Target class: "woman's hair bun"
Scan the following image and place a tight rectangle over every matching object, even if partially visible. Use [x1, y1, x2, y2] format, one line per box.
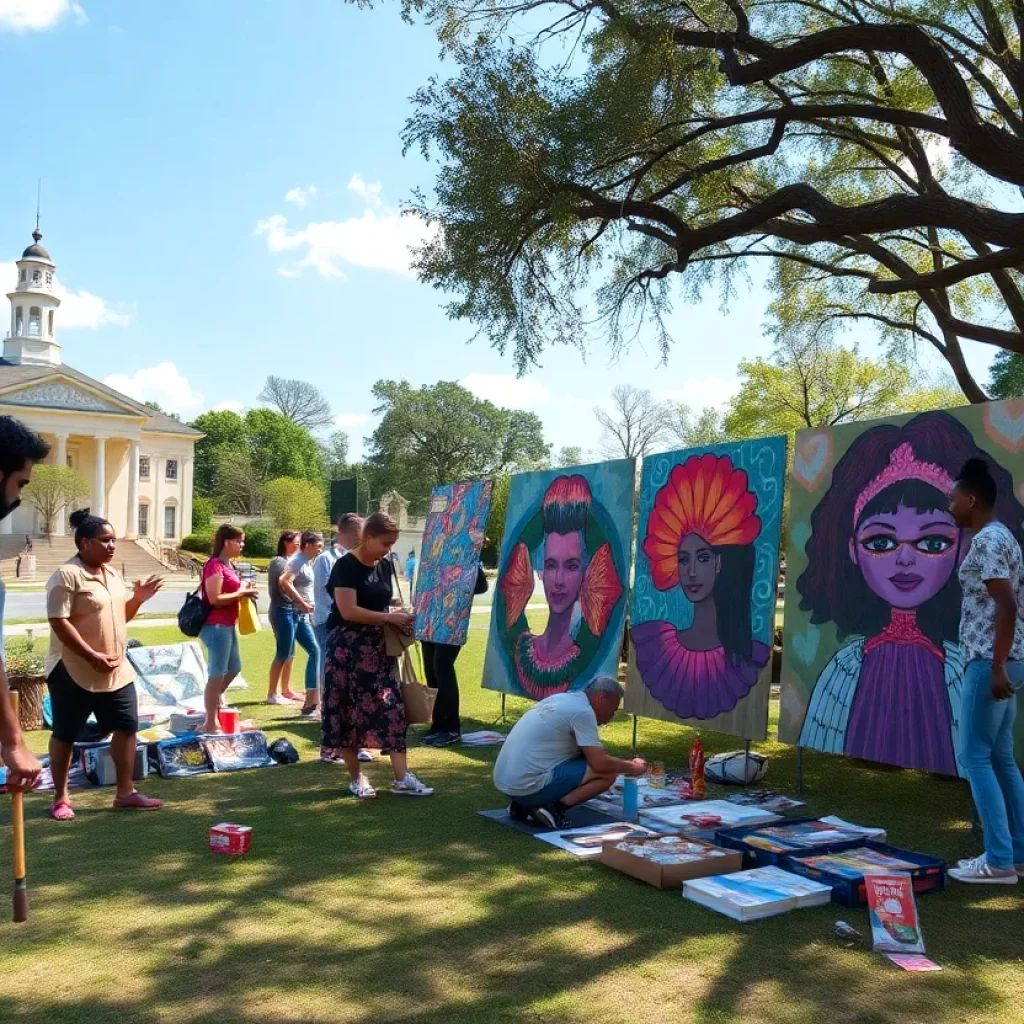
[958, 457, 991, 481]
[68, 508, 91, 529]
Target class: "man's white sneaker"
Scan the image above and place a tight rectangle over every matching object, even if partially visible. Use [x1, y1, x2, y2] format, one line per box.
[357, 749, 376, 763]
[949, 857, 1017, 884]
[348, 775, 376, 799]
[391, 772, 434, 797]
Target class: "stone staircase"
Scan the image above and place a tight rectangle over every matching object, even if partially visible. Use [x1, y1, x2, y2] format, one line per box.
[0, 536, 194, 583]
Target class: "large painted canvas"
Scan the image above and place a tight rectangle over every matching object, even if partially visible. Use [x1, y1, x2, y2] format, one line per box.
[779, 401, 1024, 775]
[626, 438, 786, 741]
[413, 480, 494, 646]
[483, 459, 636, 698]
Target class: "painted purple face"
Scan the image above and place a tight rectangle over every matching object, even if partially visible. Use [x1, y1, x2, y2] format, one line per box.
[542, 531, 584, 615]
[849, 504, 960, 609]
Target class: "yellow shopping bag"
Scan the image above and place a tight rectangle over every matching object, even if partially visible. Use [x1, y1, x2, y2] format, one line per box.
[238, 595, 262, 636]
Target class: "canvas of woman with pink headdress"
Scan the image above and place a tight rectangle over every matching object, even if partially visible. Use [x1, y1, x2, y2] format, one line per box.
[482, 460, 635, 700]
[626, 438, 786, 740]
[781, 409, 1024, 776]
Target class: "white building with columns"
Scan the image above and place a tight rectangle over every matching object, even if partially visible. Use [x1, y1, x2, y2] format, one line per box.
[0, 228, 201, 543]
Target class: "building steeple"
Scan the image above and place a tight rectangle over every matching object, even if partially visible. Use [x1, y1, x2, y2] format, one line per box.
[4, 224, 61, 366]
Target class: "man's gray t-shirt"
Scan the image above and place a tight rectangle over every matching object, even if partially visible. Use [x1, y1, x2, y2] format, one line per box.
[493, 691, 601, 797]
[286, 551, 316, 610]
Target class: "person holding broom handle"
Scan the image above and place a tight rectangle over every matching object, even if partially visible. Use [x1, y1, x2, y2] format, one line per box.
[0, 416, 49, 794]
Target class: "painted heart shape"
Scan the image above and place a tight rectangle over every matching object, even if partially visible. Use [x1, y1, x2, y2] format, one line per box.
[793, 432, 833, 490]
[789, 625, 820, 665]
[983, 398, 1024, 454]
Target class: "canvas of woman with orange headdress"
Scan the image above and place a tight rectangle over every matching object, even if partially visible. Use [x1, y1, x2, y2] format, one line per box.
[482, 460, 635, 700]
[628, 439, 786, 735]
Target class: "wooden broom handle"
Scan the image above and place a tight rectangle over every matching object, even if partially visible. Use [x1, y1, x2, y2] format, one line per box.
[10, 691, 26, 879]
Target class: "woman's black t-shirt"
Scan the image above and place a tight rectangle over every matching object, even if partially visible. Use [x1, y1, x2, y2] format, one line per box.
[326, 552, 394, 629]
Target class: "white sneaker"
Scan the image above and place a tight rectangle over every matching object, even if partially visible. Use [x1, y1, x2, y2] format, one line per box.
[266, 695, 285, 705]
[391, 771, 434, 797]
[348, 775, 376, 800]
[357, 749, 376, 763]
[949, 857, 1017, 884]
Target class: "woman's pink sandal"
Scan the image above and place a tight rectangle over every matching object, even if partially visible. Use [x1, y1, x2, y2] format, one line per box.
[50, 800, 75, 821]
[112, 791, 162, 810]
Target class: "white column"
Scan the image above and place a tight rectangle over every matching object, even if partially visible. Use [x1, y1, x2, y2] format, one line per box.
[153, 456, 162, 543]
[126, 440, 140, 539]
[93, 437, 106, 518]
[53, 434, 68, 536]
[182, 456, 193, 540]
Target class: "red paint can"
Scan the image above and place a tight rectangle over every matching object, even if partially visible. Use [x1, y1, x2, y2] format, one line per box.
[209, 823, 252, 856]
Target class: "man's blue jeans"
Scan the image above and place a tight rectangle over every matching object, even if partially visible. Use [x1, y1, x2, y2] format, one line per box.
[961, 659, 1024, 869]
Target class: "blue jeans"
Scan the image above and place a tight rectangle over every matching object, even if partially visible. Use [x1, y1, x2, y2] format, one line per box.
[513, 757, 589, 808]
[200, 624, 241, 679]
[271, 607, 320, 693]
[314, 622, 329, 695]
[961, 659, 1024, 869]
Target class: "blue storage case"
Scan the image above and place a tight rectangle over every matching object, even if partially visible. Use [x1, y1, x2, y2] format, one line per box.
[714, 818, 871, 868]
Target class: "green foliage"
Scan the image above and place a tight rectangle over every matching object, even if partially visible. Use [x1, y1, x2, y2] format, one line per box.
[321, 430, 351, 481]
[240, 525, 276, 559]
[191, 496, 214, 533]
[181, 533, 213, 555]
[189, 408, 326, 513]
[990, 351, 1024, 400]
[22, 465, 91, 534]
[366, 380, 549, 510]
[555, 446, 584, 468]
[481, 473, 511, 567]
[393, 0, 1023, 399]
[263, 477, 329, 531]
[2, 635, 44, 677]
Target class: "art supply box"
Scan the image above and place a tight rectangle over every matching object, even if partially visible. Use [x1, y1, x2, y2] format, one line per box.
[785, 843, 946, 906]
[601, 833, 743, 889]
[209, 823, 252, 856]
[80, 743, 148, 786]
[715, 817, 887, 867]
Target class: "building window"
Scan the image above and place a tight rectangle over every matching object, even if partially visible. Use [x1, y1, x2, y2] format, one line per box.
[165, 459, 178, 482]
[14, 307, 23, 335]
[18, 269, 25, 282]
[138, 504, 149, 537]
[139, 456, 150, 481]
[27, 307, 41, 337]
[45, 272, 52, 286]
[164, 505, 176, 540]
[32, 270, 40, 284]
[47, 310, 54, 336]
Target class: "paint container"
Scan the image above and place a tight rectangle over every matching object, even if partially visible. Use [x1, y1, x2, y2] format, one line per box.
[218, 708, 240, 734]
[209, 823, 252, 856]
[622, 778, 639, 822]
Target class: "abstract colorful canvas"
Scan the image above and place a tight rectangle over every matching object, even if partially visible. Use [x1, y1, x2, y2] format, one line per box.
[413, 480, 493, 646]
[483, 459, 635, 698]
[779, 401, 1024, 774]
[626, 438, 786, 740]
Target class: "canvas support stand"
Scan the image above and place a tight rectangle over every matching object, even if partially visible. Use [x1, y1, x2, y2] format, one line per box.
[796, 746, 804, 794]
[632, 714, 638, 757]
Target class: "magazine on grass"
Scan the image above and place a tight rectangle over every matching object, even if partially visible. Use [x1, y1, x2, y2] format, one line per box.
[865, 873, 926, 954]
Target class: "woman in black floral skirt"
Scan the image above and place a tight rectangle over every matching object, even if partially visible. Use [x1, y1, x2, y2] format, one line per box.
[322, 511, 434, 799]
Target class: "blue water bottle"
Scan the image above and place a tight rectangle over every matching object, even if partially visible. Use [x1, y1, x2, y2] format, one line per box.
[622, 777, 639, 822]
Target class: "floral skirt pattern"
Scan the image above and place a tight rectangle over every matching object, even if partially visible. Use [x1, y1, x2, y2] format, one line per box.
[321, 623, 406, 755]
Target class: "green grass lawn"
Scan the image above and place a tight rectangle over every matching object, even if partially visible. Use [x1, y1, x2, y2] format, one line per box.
[1, 617, 1022, 1024]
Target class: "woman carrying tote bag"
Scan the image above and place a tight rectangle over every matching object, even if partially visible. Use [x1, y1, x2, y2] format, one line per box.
[322, 512, 434, 800]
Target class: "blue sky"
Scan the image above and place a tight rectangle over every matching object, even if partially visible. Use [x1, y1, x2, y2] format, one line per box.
[0, 0, 999, 459]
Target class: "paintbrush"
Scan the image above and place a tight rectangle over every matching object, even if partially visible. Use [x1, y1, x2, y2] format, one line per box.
[10, 692, 27, 923]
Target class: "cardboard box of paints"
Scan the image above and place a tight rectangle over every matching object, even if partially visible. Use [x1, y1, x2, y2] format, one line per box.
[209, 823, 252, 856]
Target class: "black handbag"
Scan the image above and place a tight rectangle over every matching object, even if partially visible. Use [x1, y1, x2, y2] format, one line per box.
[177, 587, 210, 638]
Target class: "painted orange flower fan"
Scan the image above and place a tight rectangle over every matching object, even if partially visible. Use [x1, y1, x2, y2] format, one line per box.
[643, 453, 761, 591]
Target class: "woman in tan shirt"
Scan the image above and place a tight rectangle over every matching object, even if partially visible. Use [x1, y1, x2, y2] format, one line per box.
[45, 510, 163, 821]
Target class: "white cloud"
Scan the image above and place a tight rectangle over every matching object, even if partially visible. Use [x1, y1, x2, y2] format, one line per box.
[659, 376, 739, 410]
[333, 412, 370, 429]
[0, 0, 85, 32]
[0, 261, 133, 329]
[255, 176, 436, 279]
[461, 373, 551, 408]
[104, 362, 205, 417]
[213, 399, 245, 413]
[348, 173, 383, 209]
[284, 185, 318, 209]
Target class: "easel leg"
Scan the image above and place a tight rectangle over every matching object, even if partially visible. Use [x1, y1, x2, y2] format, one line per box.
[744, 740, 751, 784]
[632, 715, 638, 758]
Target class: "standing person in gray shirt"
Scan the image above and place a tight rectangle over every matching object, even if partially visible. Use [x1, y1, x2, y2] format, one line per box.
[279, 531, 325, 718]
[266, 531, 301, 704]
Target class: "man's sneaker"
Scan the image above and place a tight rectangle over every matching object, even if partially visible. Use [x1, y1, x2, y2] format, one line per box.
[422, 731, 440, 745]
[508, 800, 531, 823]
[949, 856, 1017, 884]
[428, 731, 461, 748]
[299, 704, 319, 718]
[320, 753, 344, 765]
[391, 772, 434, 797]
[529, 803, 570, 829]
[348, 775, 376, 799]
[357, 749, 376, 763]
